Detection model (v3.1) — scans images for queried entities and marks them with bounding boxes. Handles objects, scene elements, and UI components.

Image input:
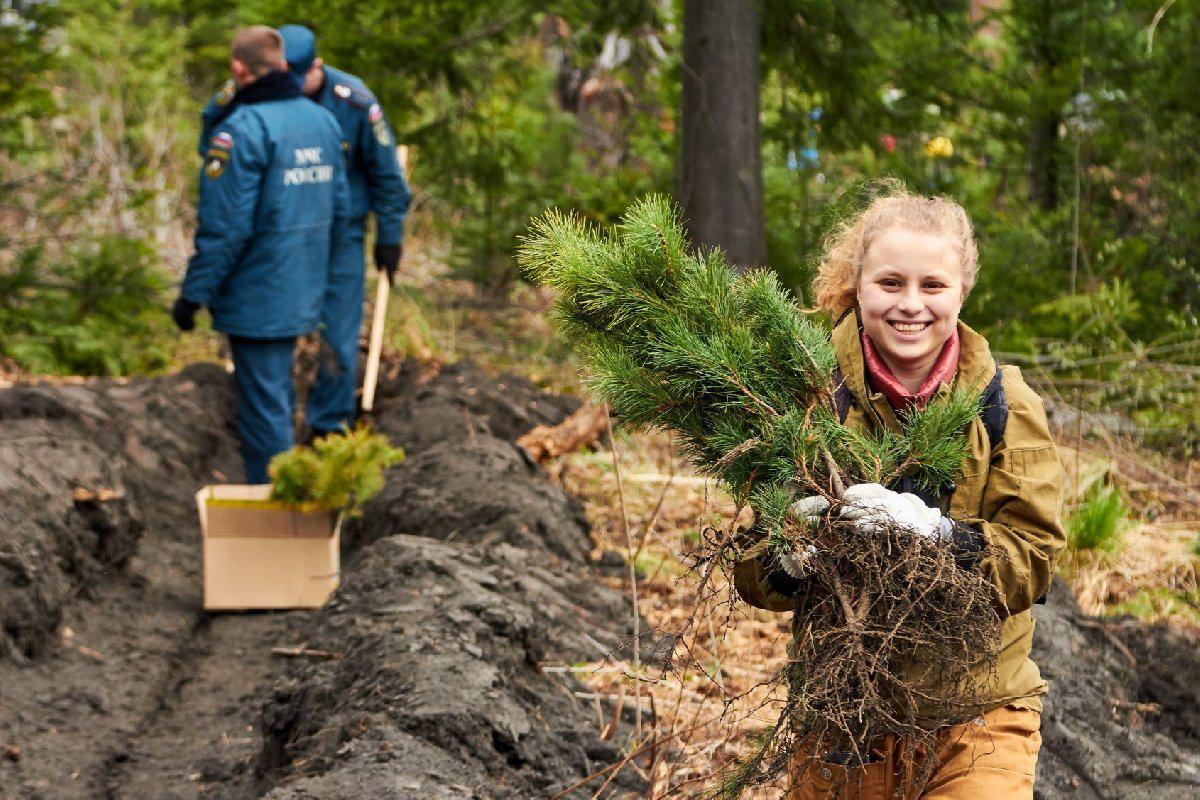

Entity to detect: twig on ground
[270,644,341,660]
[549,712,732,800]
[606,405,643,741]
[462,405,477,444]
[633,436,676,565]
[1074,618,1138,666]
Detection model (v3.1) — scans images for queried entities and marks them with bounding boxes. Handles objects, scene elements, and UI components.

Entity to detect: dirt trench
[0,360,641,799]
[0,359,1198,799]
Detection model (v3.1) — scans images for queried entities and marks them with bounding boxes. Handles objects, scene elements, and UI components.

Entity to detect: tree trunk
[676,0,765,272]
[1024,0,1063,211]
[1028,110,1061,211]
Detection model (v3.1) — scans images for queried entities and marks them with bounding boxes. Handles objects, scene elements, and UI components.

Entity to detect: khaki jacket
[735,314,1066,719]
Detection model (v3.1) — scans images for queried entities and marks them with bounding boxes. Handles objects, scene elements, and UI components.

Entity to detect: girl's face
[856,225,965,373]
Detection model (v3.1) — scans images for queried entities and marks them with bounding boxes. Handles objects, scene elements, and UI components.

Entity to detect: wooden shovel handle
[361,145,409,413]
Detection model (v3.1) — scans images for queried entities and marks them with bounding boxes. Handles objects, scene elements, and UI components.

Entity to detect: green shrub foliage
[269,427,405,513]
[0,237,174,376]
[1066,484,1130,554]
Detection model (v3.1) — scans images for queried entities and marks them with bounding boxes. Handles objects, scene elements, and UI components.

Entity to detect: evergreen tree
[0,1,61,155]
[269,427,405,515]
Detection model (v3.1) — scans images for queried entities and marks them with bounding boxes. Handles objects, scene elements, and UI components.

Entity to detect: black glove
[171,297,201,332]
[374,243,402,284]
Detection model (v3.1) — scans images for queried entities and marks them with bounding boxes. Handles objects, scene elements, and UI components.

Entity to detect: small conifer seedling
[269,426,405,515]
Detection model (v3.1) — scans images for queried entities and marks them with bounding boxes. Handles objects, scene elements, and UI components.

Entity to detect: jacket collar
[232,70,303,106]
[861,327,960,409]
[832,310,995,423]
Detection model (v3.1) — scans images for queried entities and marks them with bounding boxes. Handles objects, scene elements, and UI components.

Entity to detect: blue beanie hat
[277,25,316,75]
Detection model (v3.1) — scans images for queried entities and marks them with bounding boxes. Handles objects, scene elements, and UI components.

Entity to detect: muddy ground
[1034,580,1200,799]
[1,359,1198,799]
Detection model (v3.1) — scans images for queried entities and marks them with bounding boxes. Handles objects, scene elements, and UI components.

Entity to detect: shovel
[361,144,409,413]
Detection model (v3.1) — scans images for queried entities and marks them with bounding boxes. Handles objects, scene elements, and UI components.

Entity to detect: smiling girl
[736,186,1066,799]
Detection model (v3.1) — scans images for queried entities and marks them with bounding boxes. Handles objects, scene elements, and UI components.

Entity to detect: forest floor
[556,420,1200,798]
[1,262,1198,799]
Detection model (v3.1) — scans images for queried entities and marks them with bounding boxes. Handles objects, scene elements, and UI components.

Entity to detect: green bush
[269,426,405,513]
[421,40,671,297]
[1066,485,1130,554]
[0,236,174,376]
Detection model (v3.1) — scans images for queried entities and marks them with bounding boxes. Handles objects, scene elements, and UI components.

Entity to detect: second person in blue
[176,26,353,483]
[201,23,413,441]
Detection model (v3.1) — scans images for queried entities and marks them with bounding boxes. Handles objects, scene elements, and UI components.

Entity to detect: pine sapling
[269,426,405,516]
[519,195,1004,797]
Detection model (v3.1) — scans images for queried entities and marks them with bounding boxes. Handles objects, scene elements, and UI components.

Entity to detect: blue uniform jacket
[184,71,353,338]
[200,65,410,249]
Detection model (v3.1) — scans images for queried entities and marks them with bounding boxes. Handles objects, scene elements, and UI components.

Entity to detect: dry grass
[1054,432,1200,623]
[544,419,1200,796]
[553,431,793,798]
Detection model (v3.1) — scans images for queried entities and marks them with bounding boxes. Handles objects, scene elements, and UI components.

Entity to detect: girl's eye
[924,282,946,290]
[880,279,901,288]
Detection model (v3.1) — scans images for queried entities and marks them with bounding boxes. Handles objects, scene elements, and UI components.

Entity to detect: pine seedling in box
[518,196,1002,796]
[269,426,404,515]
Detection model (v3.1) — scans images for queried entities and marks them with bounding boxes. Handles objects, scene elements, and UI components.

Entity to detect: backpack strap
[832,366,854,423]
[979,362,1008,450]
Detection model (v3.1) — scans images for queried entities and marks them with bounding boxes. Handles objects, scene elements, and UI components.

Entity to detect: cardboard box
[196,484,340,610]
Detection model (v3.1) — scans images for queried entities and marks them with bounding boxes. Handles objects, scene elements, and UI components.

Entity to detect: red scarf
[861,328,960,410]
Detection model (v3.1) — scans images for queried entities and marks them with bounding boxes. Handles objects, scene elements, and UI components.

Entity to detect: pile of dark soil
[370,359,580,456]
[1032,579,1200,798]
[0,365,247,800]
[0,364,237,661]
[257,361,642,797]
[1,356,1198,800]
[258,536,637,798]
[350,438,593,561]
[0,359,640,799]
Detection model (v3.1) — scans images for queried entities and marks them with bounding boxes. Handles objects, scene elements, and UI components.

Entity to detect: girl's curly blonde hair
[812,182,979,319]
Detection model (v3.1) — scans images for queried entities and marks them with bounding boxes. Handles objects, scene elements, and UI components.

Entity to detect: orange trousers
[787,706,1041,800]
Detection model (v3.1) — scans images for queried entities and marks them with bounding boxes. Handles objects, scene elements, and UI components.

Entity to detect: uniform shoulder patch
[203,129,233,179]
[215,79,235,106]
[372,115,392,147]
[204,150,229,179]
[332,82,375,110]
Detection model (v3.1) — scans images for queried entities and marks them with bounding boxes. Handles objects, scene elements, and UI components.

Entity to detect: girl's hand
[837,483,949,542]
[773,495,830,579]
[790,494,831,519]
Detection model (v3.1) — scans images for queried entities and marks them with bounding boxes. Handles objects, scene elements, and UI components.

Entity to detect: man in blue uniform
[200,24,412,440]
[176,26,353,483]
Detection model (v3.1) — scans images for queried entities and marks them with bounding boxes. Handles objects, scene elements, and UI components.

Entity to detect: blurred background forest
[2,0,1199,455]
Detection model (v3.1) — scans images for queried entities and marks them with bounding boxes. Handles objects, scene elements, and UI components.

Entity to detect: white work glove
[776,494,829,578]
[837,483,954,542]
